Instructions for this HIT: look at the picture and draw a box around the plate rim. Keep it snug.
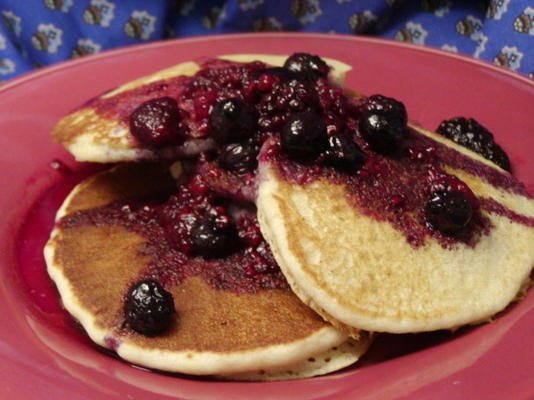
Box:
[2,31,533,399]
[1,32,533,96]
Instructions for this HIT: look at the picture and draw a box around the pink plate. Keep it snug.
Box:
[1,33,533,400]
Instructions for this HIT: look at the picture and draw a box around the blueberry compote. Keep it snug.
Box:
[90,56,357,145]
[88,53,530,252]
[60,171,288,295]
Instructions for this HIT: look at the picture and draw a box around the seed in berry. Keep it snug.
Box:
[124,280,175,335]
[425,190,473,235]
[283,53,330,80]
[436,117,510,171]
[209,98,257,144]
[359,110,405,154]
[257,73,279,91]
[190,216,240,258]
[218,140,259,174]
[281,112,327,161]
[129,97,185,147]
[358,95,407,126]
[325,132,366,172]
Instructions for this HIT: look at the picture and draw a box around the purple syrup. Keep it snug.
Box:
[59,172,288,295]
[260,124,533,249]
[104,335,121,351]
[479,198,534,227]
[15,164,509,376]
[90,60,267,141]
[88,56,531,249]
[15,165,106,353]
[261,137,492,248]
[407,130,530,197]
[90,58,359,145]
[17,164,104,314]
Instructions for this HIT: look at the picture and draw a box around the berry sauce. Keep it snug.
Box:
[261,136,488,248]
[260,123,534,249]
[58,171,288,295]
[90,58,357,143]
[89,56,533,252]
[92,60,267,140]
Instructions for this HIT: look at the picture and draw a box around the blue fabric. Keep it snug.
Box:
[0,0,532,81]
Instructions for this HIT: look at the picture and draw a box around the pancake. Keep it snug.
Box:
[222,338,370,381]
[51,55,351,163]
[44,163,369,377]
[257,123,534,334]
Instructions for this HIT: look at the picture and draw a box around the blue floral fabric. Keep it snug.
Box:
[0,0,532,81]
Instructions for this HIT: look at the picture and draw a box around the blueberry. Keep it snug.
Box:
[209,98,257,144]
[325,132,366,172]
[358,95,407,126]
[436,117,510,171]
[283,53,330,80]
[124,280,175,335]
[190,216,240,258]
[257,67,298,82]
[425,190,473,235]
[281,112,328,161]
[129,97,184,147]
[218,140,259,174]
[359,110,405,154]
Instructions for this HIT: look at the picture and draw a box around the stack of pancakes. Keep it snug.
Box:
[45,54,534,380]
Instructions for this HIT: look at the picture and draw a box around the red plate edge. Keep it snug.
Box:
[0,33,533,400]
[2,33,533,93]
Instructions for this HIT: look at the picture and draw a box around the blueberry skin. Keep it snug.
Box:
[283,53,330,80]
[209,98,257,144]
[359,95,408,126]
[425,190,473,235]
[359,110,405,155]
[218,141,259,174]
[190,217,240,258]
[124,280,175,335]
[325,132,366,172]
[281,112,328,161]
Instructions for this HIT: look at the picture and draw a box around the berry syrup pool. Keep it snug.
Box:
[15,163,105,348]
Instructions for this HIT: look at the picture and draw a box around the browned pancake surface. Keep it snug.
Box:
[49,164,336,355]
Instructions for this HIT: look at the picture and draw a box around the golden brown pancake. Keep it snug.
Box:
[45,163,369,377]
[257,125,534,334]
